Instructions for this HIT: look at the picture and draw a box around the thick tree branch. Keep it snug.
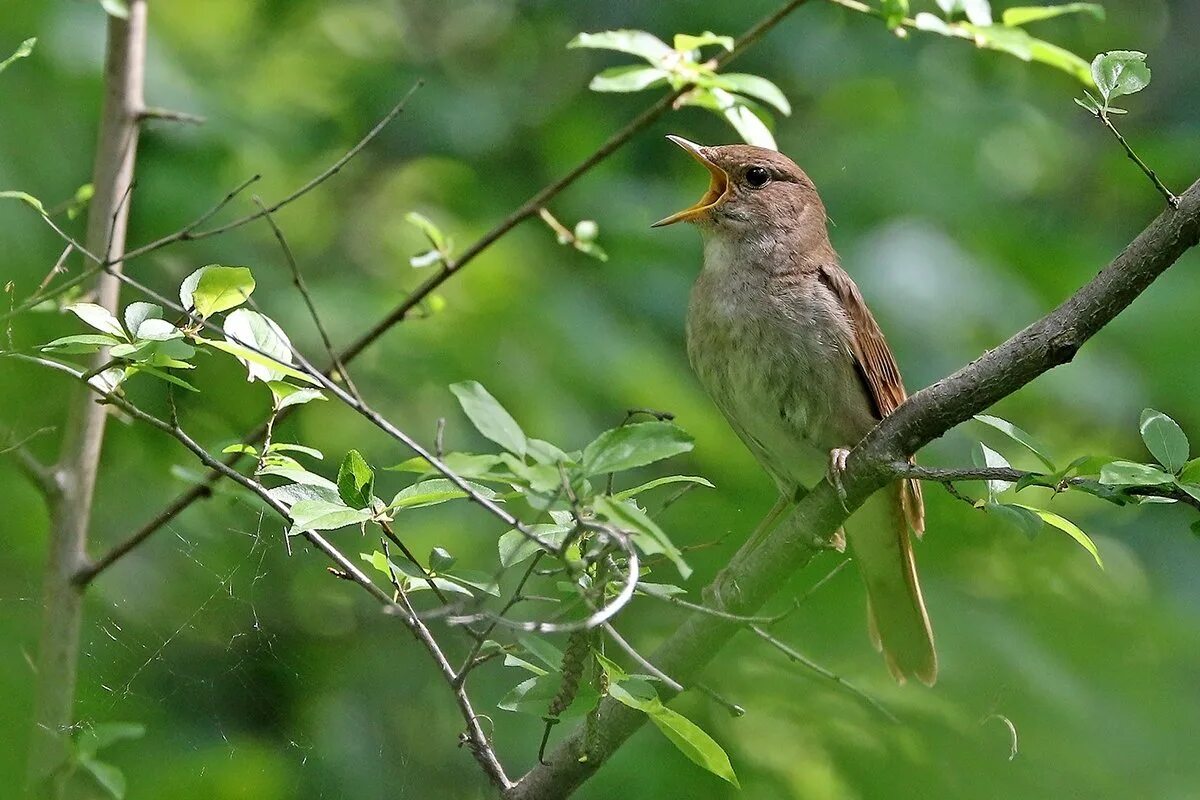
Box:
[507,182,1200,800]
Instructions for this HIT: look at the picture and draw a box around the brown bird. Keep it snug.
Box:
[654,136,936,685]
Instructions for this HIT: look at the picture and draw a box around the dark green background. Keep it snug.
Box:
[2,1,1198,798]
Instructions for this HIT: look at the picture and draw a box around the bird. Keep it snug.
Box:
[653,135,936,685]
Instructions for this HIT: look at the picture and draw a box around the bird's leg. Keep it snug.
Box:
[828,447,851,511]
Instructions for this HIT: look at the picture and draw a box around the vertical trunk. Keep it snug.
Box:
[26,3,146,795]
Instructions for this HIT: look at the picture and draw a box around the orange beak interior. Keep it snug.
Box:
[652,135,729,227]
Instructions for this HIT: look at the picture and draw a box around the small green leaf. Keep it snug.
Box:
[593,495,691,579]
[123,302,162,337]
[914,11,955,34]
[268,382,326,410]
[0,190,46,214]
[386,452,509,481]
[98,0,130,19]
[389,478,498,510]
[179,266,255,319]
[429,546,456,571]
[498,674,598,717]
[41,334,123,354]
[1139,409,1189,474]
[1091,50,1150,103]
[974,414,1056,470]
[498,524,570,567]
[673,32,734,53]
[880,0,910,29]
[1099,460,1174,487]
[567,30,673,63]
[1179,458,1200,485]
[222,443,258,456]
[1002,3,1104,26]
[259,465,339,491]
[449,381,527,458]
[985,501,1042,540]
[962,0,993,24]
[267,482,342,508]
[1174,482,1200,504]
[66,303,126,338]
[1012,504,1103,568]
[636,582,688,598]
[518,635,566,672]
[337,449,375,509]
[127,364,199,392]
[80,758,126,800]
[588,65,668,92]
[266,443,323,460]
[582,421,694,476]
[442,569,500,596]
[0,37,36,74]
[972,441,1013,499]
[288,498,372,534]
[712,73,792,115]
[613,475,715,500]
[75,722,145,758]
[213,308,307,384]
[405,211,446,250]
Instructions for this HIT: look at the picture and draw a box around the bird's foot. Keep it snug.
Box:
[828,447,851,511]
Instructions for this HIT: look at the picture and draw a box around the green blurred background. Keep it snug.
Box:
[2,1,1198,798]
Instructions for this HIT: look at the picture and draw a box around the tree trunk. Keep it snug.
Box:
[26,3,146,795]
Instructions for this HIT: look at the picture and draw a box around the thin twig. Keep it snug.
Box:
[137,106,206,125]
[1099,112,1180,209]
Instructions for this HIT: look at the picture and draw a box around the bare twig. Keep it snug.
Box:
[137,106,205,125]
[1098,112,1180,209]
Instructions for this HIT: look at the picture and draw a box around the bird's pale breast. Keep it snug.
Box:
[686,234,877,491]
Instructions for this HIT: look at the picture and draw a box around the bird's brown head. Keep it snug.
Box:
[654,136,830,252]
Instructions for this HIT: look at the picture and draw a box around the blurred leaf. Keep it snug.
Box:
[0,37,35,74]
[66,303,126,338]
[567,30,673,63]
[498,524,570,567]
[268,382,326,410]
[1099,460,1173,487]
[504,653,548,676]
[387,453,510,482]
[0,190,45,214]
[259,465,338,491]
[288,498,371,534]
[337,449,375,509]
[390,478,498,510]
[209,309,311,384]
[80,758,126,799]
[963,23,1090,84]
[880,0,910,29]
[127,364,199,392]
[614,475,714,500]
[75,722,145,759]
[1174,482,1200,504]
[98,0,130,18]
[636,582,688,598]
[712,73,791,115]
[429,546,456,571]
[914,12,954,34]
[582,421,694,476]
[266,443,323,460]
[41,334,123,354]
[442,569,500,596]
[450,381,527,458]
[974,414,1056,470]
[517,634,565,672]
[527,438,574,466]
[1139,409,1188,474]
[589,65,668,92]
[409,249,443,269]
[963,0,993,24]
[405,211,446,250]
[986,501,1042,540]
[593,495,691,578]
[1179,458,1200,485]
[972,441,1013,499]
[498,673,598,717]
[222,443,257,456]
[1012,504,1103,568]
[179,266,255,319]
[1091,50,1150,103]
[673,31,734,52]
[1002,3,1104,26]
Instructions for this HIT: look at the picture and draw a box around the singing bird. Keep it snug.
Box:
[654,136,936,685]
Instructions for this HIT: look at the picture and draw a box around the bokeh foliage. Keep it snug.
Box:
[2,1,1199,798]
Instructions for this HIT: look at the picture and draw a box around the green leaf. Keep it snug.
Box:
[288,498,372,534]
[636,582,688,598]
[179,266,255,319]
[527,438,575,466]
[449,381,527,458]
[593,495,691,579]
[1179,458,1200,485]
[442,569,500,596]
[1099,460,1174,487]
[41,334,123,354]
[518,635,565,672]
[608,680,738,787]
[405,211,446,250]
[673,32,734,53]
[1002,3,1104,26]
[0,37,36,75]
[127,364,200,392]
[914,11,955,34]
[1174,482,1200,504]
[259,465,339,491]
[213,308,308,384]
[962,0,993,24]
[267,482,342,509]
[66,303,126,338]
[123,302,162,337]
[131,317,181,342]
[498,673,598,717]
[268,382,326,410]
[1091,50,1150,103]
[266,443,323,460]
[222,443,258,456]
[582,421,694,476]
[429,546,456,571]
[75,722,145,758]
[972,441,1013,499]
[0,190,46,214]
[1012,504,1103,568]
[390,478,498,510]
[98,0,130,19]
[1139,409,1189,474]
[974,414,1056,470]
[719,94,776,149]
[386,452,510,482]
[504,653,549,676]
[985,501,1042,540]
[337,449,375,509]
[498,524,571,567]
[588,65,668,92]
[712,73,792,115]
[567,30,673,63]
[613,475,715,500]
[80,758,126,800]
[880,0,910,29]
[1026,37,1093,84]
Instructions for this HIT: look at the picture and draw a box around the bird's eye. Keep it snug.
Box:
[745,166,771,188]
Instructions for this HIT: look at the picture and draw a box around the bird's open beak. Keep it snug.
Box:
[652,135,729,227]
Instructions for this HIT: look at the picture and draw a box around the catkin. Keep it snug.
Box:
[547,628,590,718]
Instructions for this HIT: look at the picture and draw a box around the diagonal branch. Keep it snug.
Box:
[506,182,1200,800]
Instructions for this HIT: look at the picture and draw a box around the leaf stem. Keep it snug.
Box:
[1099,111,1180,209]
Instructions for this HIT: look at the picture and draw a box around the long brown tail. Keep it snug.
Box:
[847,482,936,686]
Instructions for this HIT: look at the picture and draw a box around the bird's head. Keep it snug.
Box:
[653,136,830,252]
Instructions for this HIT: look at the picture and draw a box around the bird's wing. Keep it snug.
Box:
[816,262,924,535]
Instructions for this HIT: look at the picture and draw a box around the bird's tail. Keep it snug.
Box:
[847,482,936,686]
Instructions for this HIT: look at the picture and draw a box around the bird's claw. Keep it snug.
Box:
[828,447,850,511]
